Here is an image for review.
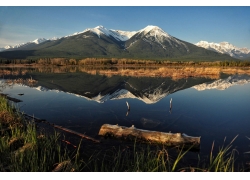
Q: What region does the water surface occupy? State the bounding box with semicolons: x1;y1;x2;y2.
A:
1;66;250;165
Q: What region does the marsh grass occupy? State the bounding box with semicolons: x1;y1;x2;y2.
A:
0;121;82;171
0;96;22;127
207;136;238;172
0;96;82;171
80;142;202;172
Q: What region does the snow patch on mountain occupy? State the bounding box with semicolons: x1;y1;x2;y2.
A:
133;25;189;51
32;38;47;44
64;31;86;38
82;25;136;41
63;25;136;41
49;37;59;41
0;38;53;52
84;25;108;38
192;75;250;91
110;29;137;41
196;41;250;59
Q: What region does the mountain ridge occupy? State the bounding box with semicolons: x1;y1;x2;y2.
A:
196;41;250;60
0;25;237;61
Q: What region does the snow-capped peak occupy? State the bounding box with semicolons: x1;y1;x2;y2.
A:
0;38;50;51
83;25;136;41
196;40;250;59
4;45;13;49
32;38;47;44
89;25;110;38
95;25;104;29
129;25;189;52
140;25;163;33
138;25;170;37
140;25;159;32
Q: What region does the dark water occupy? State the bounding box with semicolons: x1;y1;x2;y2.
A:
1;67;250;166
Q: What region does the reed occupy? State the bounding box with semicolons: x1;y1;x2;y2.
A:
207;136;238;172
0;96;81;171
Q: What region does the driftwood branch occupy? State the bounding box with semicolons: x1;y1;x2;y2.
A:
23;114;100;143
99;124;200;149
53;124;100;143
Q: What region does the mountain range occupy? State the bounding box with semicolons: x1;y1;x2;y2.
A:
196;41;250;60
0;25;239;61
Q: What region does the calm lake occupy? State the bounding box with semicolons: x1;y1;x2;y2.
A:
1;66;250;166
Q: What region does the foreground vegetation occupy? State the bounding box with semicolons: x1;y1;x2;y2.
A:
0;96;249;172
0;96;81;171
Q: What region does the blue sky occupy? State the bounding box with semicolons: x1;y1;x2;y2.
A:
0;5;250;49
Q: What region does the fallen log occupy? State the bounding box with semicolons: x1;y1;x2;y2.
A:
98;124;200;149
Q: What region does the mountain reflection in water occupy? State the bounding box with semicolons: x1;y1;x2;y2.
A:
1;66;250;164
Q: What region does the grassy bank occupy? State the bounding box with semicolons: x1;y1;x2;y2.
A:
0;96;81;171
0;96;248;172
